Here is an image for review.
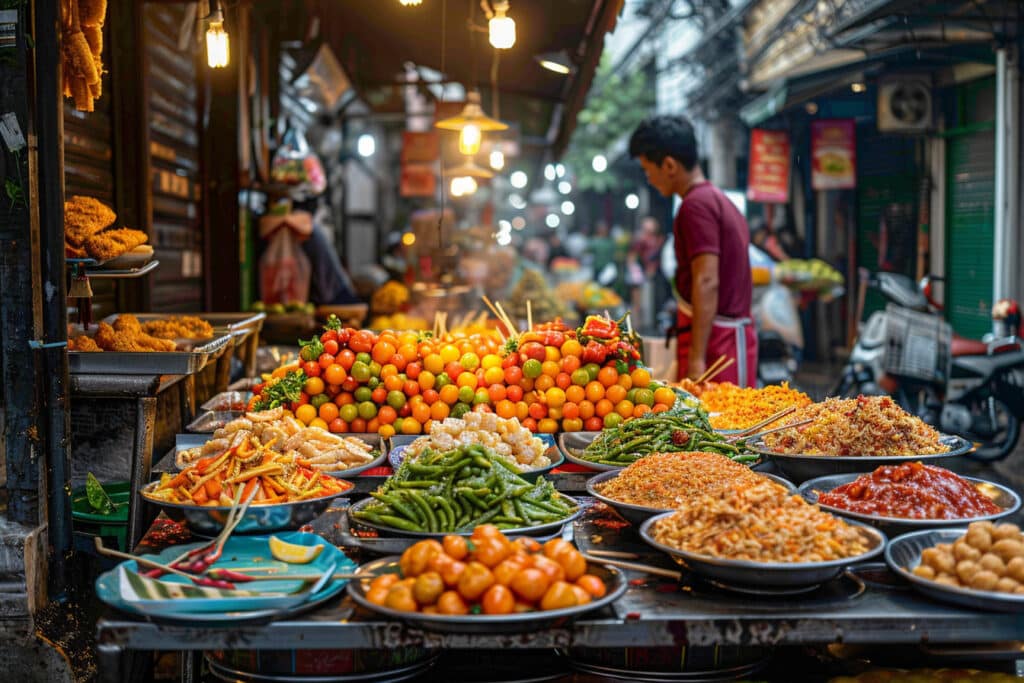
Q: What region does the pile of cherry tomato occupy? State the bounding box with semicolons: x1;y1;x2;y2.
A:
363;525;608;615
251;316;677;437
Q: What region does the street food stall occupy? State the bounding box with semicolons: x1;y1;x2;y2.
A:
4;0;1024;681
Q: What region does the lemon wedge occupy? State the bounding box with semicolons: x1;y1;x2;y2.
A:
269;536;324;564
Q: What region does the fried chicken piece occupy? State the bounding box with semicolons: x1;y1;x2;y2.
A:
65;242;88;258
84;228;148;262
141;316;214;340
94;319;176;352
65;195;116;247
68;335;101;352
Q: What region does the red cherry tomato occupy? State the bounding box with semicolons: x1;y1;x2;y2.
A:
302;361;321;378
322;339;340;356
318;353;336;370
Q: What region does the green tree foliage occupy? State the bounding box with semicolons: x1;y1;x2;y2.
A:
564;58;656;193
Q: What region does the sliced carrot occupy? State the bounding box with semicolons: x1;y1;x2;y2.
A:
241;478;259;501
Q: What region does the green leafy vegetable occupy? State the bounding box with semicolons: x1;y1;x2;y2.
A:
86;473;115;515
257;370;307;410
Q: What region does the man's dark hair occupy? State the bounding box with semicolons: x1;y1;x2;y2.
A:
629;115;699;170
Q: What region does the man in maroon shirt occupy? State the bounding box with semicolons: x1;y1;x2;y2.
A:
629;115;756;385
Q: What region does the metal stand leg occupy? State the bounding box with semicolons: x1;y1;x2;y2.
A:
96;644;126;683
180;375;196;425
179;650;201;683
127;396;157;549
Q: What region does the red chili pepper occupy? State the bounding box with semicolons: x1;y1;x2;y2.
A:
206;568;255;583
581;315;618;340
142;568;166;579
581;340;609;364
193;577;237;590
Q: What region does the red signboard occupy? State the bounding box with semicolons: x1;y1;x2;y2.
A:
747;129;791;203
400;164;436;197
811;119;856;190
401;131;440;164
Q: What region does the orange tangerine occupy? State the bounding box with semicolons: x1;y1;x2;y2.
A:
605;384;627;405
630;367;652;388
597;366;619;388
560;339;582;358
584;381;605;403
615;400;635;419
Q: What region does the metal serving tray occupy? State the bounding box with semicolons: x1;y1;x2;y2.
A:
68;333;232;375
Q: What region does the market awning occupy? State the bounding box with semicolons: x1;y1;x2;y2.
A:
315;0;623;157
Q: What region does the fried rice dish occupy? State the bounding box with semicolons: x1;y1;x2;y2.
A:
761;395;948;456
596;451;762;509
649;478;871;563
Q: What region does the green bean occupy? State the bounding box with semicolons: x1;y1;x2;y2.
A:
408;491;438;533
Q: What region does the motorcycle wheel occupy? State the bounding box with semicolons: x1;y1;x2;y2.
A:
966;399;1021;462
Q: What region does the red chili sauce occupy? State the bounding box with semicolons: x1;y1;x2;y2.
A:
818;462;1001;519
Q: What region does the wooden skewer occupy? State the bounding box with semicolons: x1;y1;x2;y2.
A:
729;406;797;438
582;554;681;581
482;295;512;335
694;355;728;384
526;300;533;332
586;549;641;560
94;538;196;579
729;417;814;444
701;357;735;384
494;301;518;335
211;571;374;582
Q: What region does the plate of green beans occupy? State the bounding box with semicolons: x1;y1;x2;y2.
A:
560;411;759;471
349;444;581;537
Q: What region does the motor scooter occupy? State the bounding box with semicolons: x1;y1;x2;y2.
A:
834;269;1024;461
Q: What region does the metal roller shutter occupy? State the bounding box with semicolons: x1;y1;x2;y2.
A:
945;130;994;339
144;4;204;312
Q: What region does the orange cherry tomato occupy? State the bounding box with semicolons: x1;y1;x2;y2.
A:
492;556;529;586
575;574;607;599
365;586;390;605
556;549;588;582
540;581;579;611
543;539;573;560
436;590;470;615
470;524;505;543
509;567;550;603
512;537;542;555
531;555;566;584
439;559;467;588
442;534;469;561
369;574;400;593
412;571;445;606
473;538;512;568
571;584;592;605
481;584;516;615
400;539;443;578
456;562;495;601
384;584;419;612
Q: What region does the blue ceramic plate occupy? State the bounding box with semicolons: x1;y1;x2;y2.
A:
95;532;354;620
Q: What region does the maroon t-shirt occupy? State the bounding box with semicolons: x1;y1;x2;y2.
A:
673;183;752;319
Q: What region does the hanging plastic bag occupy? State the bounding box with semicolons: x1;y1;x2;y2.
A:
270;125;326;201
259;214;312;306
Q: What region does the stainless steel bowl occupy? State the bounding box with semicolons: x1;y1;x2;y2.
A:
139;483;352;535
558;432;620;471
639;511;887;588
388;442;564;484
347;555;627;633
348;493;582;539
886;528;1024;612
326;434;388;479
746;434;973;483
798;472;1021;536
586;469;796;527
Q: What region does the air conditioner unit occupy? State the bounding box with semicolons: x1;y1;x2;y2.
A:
877;76;932;133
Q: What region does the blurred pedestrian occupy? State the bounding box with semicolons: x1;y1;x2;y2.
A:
630;115;756;385
628;216;670;330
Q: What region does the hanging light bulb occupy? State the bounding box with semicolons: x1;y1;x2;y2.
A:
458;123;482;155
489;1;516;50
205;2;229;69
399;0;423;5
489;150;505;170
450;176;478;197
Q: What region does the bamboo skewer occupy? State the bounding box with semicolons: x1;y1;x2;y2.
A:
729;417;813;444
94;539;196;579
695;355;728;384
702;357;735;384
586;549;641;560
526;300;533;332
728;406;797;439
582;554;682;581
494;300;518;336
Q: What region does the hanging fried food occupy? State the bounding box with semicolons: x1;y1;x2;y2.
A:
68;335;101;352
141;316;215;340
65;29;98;84
77;0;107;26
85;228;148;262
82;24;101;58
65;195;116;246
65;243;88;259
